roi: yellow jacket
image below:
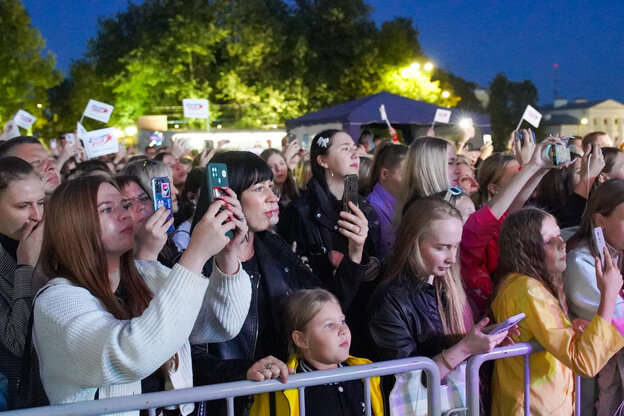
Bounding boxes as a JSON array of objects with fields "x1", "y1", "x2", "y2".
[
  {"x1": 250, "y1": 355, "x2": 384, "y2": 416},
  {"x1": 491, "y1": 273, "x2": 624, "y2": 415}
]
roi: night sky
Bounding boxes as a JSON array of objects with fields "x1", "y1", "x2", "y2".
[{"x1": 22, "y1": 0, "x2": 624, "y2": 106}]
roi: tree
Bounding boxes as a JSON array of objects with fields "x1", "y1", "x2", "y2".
[
  {"x1": 0, "y1": 0, "x2": 60, "y2": 131},
  {"x1": 487, "y1": 73, "x2": 540, "y2": 149}
]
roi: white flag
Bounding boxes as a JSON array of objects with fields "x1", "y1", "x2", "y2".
[
  {"x1": 182, "y1": 99, "x2": 209, "y2": 119},
  {"x1": 83, "y1": 99, "x2": 114, "y2": 123},
  {"x1": 14, "y1": 110, "x2": 36, "y2": 129},
  {"x1": 0, "y1": 120, "x2": 20, "y2": 141},
  {"x1": 434, "y1": 109, "x2": 452, "y2": 124},
  {"x1": 83, "y1": 127, "x2": 119, "y2": 158},
  {"x1": 521, "y1": 105, "x2": 542, "y2": 128}
]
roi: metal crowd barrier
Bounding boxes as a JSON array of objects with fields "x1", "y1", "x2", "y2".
[
  {"x1": 466, "y1": 341, "x2": 582, "y2": 416},
  {"x1": 1, "y1": 356, "x2": 441, "y2": 416}
]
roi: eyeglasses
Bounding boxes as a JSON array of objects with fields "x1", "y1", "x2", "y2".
[{"x1": 444, "y1": 186, "x2": 464, "y2": 202}]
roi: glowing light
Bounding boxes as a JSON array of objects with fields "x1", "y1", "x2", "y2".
[
  {"x1": 217, "y1": 124, "x2": 222, "y2": 129},
  {"x1": 174, "y1": 124, "x2": 180, "y2": 129},
  {"x1": 459, "y1": 118, "x2": 473, "y2": 130},
  {"x1": 581, "y1": 118, "x2": 588, "y2": 125},
  {"x1": 424, "y1": 62, "x2": 434, "y2": 71},
  {"x1": 36, "y1": 103, "x2": 43, "y2": 108},
  {"x1": 124, "y1": 126, "x2": 137, "y2": 136},
  {"x1": 442, "y1": 91, "x2": 450, "y2": 98},
  {"x1": 410, "y1": 62, "x2": 420, "y2": 71}
]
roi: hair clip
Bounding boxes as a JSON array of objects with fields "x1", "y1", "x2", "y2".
[{"x1": 317, "y1": 136, "x2": 329, "y2": 148}]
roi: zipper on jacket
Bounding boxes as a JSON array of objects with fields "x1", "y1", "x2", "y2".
[{"x1": 250, "y1": 273, "x2": 261, "y2": 361}]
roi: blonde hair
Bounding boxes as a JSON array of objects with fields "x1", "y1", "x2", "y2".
[
  {"x1": 386, "y1": 196, "x2": 467, "y2": 339},
  {"x1": 283, "y1": 289, "x2": 341, "y2": 356},
  {"x1": 396, "y1": 137, "x2": 452, "y2": 223}
]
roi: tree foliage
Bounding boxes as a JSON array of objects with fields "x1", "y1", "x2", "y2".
[
  {"x1": 487, "y1": 73, "x2": 540, "y2": 149},
  {"x1": 0, "y1": 0, "x2": 60, "y2": 131},
  {"x1": 42, "y1": 0, "x2": 526, "y2": 131}
]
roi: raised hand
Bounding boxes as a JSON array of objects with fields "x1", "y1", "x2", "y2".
[
  {"x1": 134, "y1": 207, "x2": 173, "y2": 261},
  {"x1": 338, "y1": 201, "x2": 368, "y2": 264},
  {"x1": 16, "y1": 220, "x2": 44, "y2": 267}
]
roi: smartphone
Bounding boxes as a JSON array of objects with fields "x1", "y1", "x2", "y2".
[
  {"x1": 515, "y1": 130, "x2": 536, "y2": 146},
  {"x1": 593, "y1": 226, "x2": 606, "y2": 267},
  {"x1": 49, "y1": 138, "x2": 58, "y2": 150},
  {"x1": 204, "y1": 140, "x2": 214, "y2": 152},
  {"x1": 150, "y1": 177, "x2": 174, "y2": 233},
  {"x1": 343, "y1": 174, "x2": 359, "y2": 213},
  {"x1": 542, "y1": 143, "x2": 572, "y2": 166},
  {"x1": 193, "y1": 163, "x2": 233, "y2": 238},
  {"x1": 483, "y1": 134, "x2": 492, "y2": 145},
  {"x1": 485, "y1": 313, "x2": 526, "y2": 335}
]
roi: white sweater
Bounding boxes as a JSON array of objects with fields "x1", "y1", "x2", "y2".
[{"x1": 33, "y1": 261, "x2": 251, "y2": 415}]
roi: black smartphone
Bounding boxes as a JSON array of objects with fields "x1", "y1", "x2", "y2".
[
  {"x1": 193, "y1": 163, "x2": 233, "y2": 238},
  {"x1": 343, "y1": 174, "x2": 359, "y2": 214},
  {"x1": 204, "y1": 139, "x2": 214, "y2": 152},
  {"x1": 150, "y1": 177, "x2": 174, "y2": 233}
]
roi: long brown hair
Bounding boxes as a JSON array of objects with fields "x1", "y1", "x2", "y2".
[
  {"x1": 386, "y1": 196, "x2": 467, "y2": 338},
  {"x1": 473, "y1": 153, "x2": 517, "y2": 209},
  {"x1": 496, "y1": 207, "x2": 568, "y2": 315},
  {"x1": 567, "y1": 178, "x2": 624, "y2": 254},
  {"x1": 41, "y1": 176, "x2": 152, "y2": 319}
]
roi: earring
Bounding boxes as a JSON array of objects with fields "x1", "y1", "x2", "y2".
[{"x1": 328, "y1": 168, "x2": 334, "y2": 186}]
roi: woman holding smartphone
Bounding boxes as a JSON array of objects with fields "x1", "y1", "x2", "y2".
[
  {"x1": 491, "y1": 207, "x2": 624, "y2": 415},
  {"x1": 33, "y1": 175, "x2": 251, "y2": 413},
  {"x1": 192, "y1": 151, "x2": 371, "y2": 414},
  {"x1": 564, "y1": 179, "x2": 624, "y2": 415},
  {"x1": 277, "y1": 130, "x2": 380, "y2": 356}
]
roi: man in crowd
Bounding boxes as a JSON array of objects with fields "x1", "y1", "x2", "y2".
[{"x1": 0, "y1": 136, "x2": 61, "y2": 196}]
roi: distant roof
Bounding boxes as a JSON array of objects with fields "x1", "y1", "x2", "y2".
[
  {"x1": 541, "y1": 99, "x2": 606, "y2": 111},
  {"x1": 541, "y1": 114, "x2": 580, "y2": 126},
  {"x1": 286, "y1": 91, "x2": 490, "y2": 129}
]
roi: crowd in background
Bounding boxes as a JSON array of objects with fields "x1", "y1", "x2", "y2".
[{"x1": 0, "y1": 126, "x2": 623, "y2": 416}]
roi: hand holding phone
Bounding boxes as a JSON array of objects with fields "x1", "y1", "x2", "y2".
[
  {"x1": 484, "y1": 313, "x2": 525, "y2": 335},
  {"x1": 150, "y1": 177, "x2": 174, "y2": 233},
  {"x1": 342, "y1": 174, "x2": 358, "y2": 214},
  {"x1": 193, "y1": 163, "x2": 233, "y2": 238}
]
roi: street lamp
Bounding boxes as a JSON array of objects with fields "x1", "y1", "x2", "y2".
[
  {"x1": 581, "y1": 118, "x2": 588, "y2": 125},
  {"x1": 124, "y1": 126, "x2": 138, "y2": 136},
  {"x1": 442, "y1": 91, "x2": 450, "y2": 98},
  {"x1": 424, "y1": 62, "x2": 434, "y2": 71}
]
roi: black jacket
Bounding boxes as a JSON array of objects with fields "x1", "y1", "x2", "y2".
[
  {"x1": 367, "y1": 277, "x2": 453, "y2": 362},
  {"x1": 192, "y1": 230, "x2": 369, "y2": 385},
  {"x1": 277, "y1": 177, "x2": 381, "y2": 357}
]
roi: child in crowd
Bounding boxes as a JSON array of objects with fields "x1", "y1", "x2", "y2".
[{"x1": 250, "y1": 289, "x2": 383, "y2": 416}]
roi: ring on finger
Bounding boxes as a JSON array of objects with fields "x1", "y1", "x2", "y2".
[{"x1": 264, "y1": 362, "x2": 273, "y2": 370}]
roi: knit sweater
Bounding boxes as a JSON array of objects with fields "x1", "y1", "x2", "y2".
[{"x1": 33, "y1": 261, "x2": 251, "y2": 415}]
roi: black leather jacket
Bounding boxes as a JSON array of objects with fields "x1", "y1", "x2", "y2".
[
  {"x1": 192, "y1": 230, "x2": 369, "y2": 385},
  {"x1": 367, "y1": 276, "x2": 453, "y2": 362}
]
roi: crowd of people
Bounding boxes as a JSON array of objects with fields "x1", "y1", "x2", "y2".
[{"x1": 0, "y1": 127, "x2": 623, "y2": 416}]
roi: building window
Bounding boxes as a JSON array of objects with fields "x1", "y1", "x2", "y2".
[
  {"x1": 594, "y1": 118, "x2": 599, "y2": 125},
  {"x1": 605, "y1": 118, "x2": 609, "y2": 126}
]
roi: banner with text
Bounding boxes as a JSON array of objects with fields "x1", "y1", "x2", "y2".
[
  {"x1": 83, "y1": 127, "x2": 118, "y2": 158},
  {"x1": 434, "y1": 109, "x2": 452, "y2": 124},
  {"x1": 0, "y1": 120, "x2": 20, "y2": 141},
  {"x1": 182, "y1": 99, "x2": 209, "y2": 119},
  {"x1": 83, "y1": 99, "x2": 114, "y2": 123},
  {"x1": 14, "y1": 109, "x2": 36, "y2": 129}
]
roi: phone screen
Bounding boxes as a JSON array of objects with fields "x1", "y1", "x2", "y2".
[
  {"x1": 150, "y1": 177, "x2": 174, "y2": 233},
  {"x1": 193, "y1": 163, "x2": 233, "y2": 238}
]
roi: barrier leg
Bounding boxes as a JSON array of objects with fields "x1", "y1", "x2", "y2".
[
  {"x1": 575, "y1": 375, "x2": 581, "y2": 416},
  {"x1": 148, "y1": 408, "x2": 156, "y2": 416},
  {"x1": 524, "y1": 354, "x2": 530, "y2": 416},
  {"x1": 363, "y1": 377, "x2": 372, "y2": 416},
  {"x1": 298, "y1": 387, "x2": 306, "y2": 416},
  {"x1": 226, "y1": 397, "x2": 234, "y2": 416}
]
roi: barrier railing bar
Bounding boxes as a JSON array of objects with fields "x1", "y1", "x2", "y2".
[
  {"x1": 1, "y1": 357, "x2": 441, "y2": 416},
  {"x1": 364, "y1": 377, "x2": 372, "y2": 416}
]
